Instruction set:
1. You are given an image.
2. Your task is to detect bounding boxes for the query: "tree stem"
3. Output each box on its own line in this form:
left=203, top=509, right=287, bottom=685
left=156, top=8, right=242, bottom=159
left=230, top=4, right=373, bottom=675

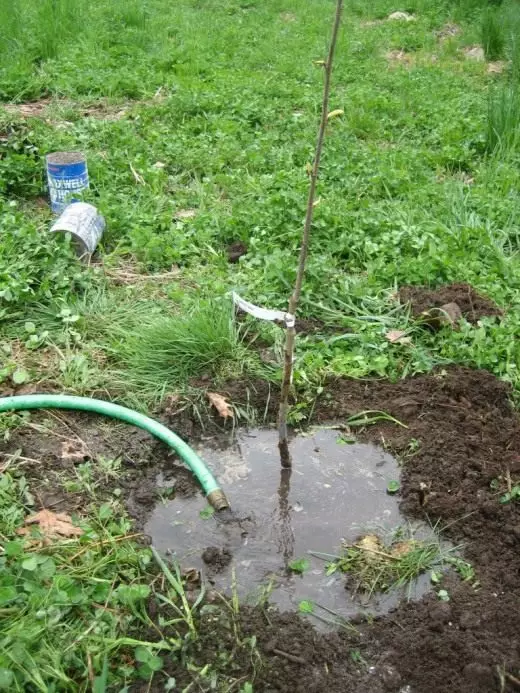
left=278, top=0, right=343, bottom=467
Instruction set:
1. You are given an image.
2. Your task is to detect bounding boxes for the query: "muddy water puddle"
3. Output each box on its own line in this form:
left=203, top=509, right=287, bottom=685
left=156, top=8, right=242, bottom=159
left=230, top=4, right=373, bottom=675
left=147, top=429, right=435, bottom=625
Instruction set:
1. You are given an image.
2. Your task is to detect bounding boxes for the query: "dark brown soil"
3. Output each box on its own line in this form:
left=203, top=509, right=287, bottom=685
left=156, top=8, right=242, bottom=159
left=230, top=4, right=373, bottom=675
left=46, top=151, right=85, bottom=165
left=227, top=240, right=248, bottom=263
left=1, top=410, right=199, bottom=528
left=399, top=282, right=503, bottom=323
left=2, top=366, right=520, bottom=692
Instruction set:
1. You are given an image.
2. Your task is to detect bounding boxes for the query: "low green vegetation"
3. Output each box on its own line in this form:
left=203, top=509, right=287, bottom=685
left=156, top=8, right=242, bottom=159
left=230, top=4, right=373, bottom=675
left=0, top=470, right=257, bottom=691
left=3, top=0, right=520, bottom=409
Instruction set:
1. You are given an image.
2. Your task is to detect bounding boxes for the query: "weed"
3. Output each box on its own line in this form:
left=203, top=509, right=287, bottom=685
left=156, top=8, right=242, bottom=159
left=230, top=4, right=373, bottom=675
left=500, top=485, right=520, bottom=503
left=326, top=528, right=456, bottom=597
left=288, top=557, right=310, bottom=574
left=116, top=300, right=255, bottom=400
left=486, top=85, right=520, bottom=154
left=482, top=7, right=504, bottom=60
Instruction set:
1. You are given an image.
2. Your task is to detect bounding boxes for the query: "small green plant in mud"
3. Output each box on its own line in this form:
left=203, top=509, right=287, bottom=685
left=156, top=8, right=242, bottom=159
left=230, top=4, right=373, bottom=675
left=491, top=475, right=520, bottom=504
left=500, top=484, right=520, bottom=503
left=325, top=529, right=459, bottom=597
left=288, top=557, right=310, bottom=574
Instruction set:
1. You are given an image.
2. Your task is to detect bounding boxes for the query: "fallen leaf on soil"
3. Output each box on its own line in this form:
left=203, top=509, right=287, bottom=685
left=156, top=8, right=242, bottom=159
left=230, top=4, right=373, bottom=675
left=17, top=509, right=83, bottom=539
left=357, top=534, right=383, bottom=563
left=207, top=392, right=233, bottom=418
left=61, top=440, right=89, bottom=463
left=385, top=330, right=412, bottom=345
left=387, top=11, right=415, bottom=21
left=391, top=540, right=417, bottom=558
left=327, top=109, right=344, bottom=120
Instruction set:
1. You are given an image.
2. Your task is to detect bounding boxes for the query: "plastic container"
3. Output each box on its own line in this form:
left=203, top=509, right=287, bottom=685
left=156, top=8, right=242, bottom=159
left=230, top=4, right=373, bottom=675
left=50, top=202, right=105, bottom=258
left=46, top=151, right=89, bottom=213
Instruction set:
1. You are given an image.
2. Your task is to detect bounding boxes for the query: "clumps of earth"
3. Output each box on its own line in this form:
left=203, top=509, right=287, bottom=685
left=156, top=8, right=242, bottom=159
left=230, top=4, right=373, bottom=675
left=399, top=282, right=502, bottom=329
left=202, top=546, right=233, bottom=572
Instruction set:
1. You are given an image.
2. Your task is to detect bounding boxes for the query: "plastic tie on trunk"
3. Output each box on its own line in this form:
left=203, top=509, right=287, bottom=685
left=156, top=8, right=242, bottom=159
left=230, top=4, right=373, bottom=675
left=232, top=291, right=294, bottom=328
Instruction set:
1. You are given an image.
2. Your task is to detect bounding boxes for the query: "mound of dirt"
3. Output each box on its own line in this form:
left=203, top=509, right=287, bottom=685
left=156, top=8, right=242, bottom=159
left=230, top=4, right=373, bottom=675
left=399, top=282, right=502, bottom=323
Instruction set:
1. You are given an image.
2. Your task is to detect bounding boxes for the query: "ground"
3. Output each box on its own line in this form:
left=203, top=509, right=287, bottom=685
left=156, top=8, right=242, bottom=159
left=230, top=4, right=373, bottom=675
left=2, top=0, right=520, bottom=691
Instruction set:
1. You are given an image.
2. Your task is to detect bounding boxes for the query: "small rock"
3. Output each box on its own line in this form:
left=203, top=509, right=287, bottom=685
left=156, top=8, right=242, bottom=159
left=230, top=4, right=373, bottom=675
left=387, top=11, right=415, bottom=21
left=488, top=61, right=507, bottom=75
left=463, top=45, right=485, bottom=61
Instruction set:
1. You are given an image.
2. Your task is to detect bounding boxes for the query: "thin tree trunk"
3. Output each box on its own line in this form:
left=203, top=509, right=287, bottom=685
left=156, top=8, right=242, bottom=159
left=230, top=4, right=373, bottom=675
left=278, top=0, right=343, bottom=468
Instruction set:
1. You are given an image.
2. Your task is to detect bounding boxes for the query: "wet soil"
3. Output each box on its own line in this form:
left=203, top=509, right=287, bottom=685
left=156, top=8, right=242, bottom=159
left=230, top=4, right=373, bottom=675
left=0, top=411, right=196, bottom=527
left=2, top=365, right=520, bottom=691
left=147, top=430, right=436, bottom=623
left=399, top=282, right=503, bottom=323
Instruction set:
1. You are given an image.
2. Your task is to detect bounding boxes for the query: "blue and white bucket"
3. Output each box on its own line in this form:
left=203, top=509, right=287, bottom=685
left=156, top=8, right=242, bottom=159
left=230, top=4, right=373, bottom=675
left=46, top=151, right=89, bottom=214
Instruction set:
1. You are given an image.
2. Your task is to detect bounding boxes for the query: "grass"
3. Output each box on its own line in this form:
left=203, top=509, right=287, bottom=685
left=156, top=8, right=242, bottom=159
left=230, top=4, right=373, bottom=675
left=482, top=7, right=504, bottom=60
left=486, top=84, right=520, bottom=153
left=325, top=527, right=464, bottom=598
left=0, top=468, right=257, bottom=691
left=1, top=0, right=520, bottom=687
left=115, top=299, right=258, bottom=401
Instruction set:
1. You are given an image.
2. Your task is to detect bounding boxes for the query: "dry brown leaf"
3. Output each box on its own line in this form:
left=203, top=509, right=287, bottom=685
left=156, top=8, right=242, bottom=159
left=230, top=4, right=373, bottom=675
left=18, top=509, right=83, bottom=539
left=61, top=440, right=89, bottom=463
left=385, top=330, right=412, bottom=345
left=207, top=392, right=233, bottom=419
left=391, top=540, right=417, bottom=558
left=357, top=534, right=384, bottom=563
left=327, top=108, right=344, bottom=120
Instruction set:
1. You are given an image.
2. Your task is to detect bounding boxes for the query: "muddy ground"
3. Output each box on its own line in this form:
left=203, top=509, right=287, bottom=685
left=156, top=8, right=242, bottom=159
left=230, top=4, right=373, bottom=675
left=1, top=365, right=520, bottom=692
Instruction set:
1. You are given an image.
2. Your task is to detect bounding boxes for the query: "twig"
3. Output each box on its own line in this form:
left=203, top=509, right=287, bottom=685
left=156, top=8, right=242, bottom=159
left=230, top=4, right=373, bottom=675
left=506, top=466, right=512, bottom=494
left=129, top=162, right=146, bottom=185
left=278, top=0, right=343, bottom=467
left=349, top=544, right=400, bottom=561
left=506, top=672, right=520, bottom=689
left=273, top=648, right=306, bottom=664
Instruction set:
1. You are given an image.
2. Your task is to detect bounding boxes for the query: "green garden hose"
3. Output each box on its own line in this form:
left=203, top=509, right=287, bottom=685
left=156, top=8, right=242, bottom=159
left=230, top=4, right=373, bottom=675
left=0, top=394, right=229, bottom=510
